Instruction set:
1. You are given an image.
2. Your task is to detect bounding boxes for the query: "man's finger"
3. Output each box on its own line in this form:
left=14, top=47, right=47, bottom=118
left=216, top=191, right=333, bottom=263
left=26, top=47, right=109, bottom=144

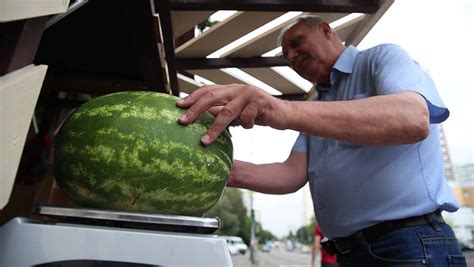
left=239, top=103, right=259, bottom=129
left=201, top=98, right=246, bottom=145
left=208, top=106, right=224, bottom=117
left=178, top=86, right=227, bottom=125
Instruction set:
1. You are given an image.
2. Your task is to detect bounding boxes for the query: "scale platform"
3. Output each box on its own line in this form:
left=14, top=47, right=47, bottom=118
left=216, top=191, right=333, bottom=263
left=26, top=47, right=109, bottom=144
left=32, top=204, right=220, bottom=234
left=0, top=204, right=233, bottom=266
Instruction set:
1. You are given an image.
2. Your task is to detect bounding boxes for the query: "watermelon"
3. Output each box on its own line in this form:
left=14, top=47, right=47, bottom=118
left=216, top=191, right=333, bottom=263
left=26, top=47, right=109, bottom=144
left=53, top=91, right=233, bottom=216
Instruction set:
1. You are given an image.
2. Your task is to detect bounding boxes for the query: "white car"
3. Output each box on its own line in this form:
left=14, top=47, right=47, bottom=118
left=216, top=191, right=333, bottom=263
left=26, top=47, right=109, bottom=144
left=221, top=236, right=248, bottom=255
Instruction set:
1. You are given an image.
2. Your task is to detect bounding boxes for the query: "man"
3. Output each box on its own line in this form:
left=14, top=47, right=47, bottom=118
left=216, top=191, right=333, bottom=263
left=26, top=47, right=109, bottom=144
left=177, top=15, right=466, bottom=266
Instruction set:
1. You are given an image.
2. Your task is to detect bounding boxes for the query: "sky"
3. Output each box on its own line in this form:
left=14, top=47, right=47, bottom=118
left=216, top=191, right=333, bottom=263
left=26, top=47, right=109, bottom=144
left=227, top=0, right=474, bottom=238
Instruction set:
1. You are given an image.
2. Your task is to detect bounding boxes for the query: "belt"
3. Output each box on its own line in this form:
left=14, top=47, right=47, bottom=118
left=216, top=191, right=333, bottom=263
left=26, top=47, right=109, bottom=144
left=321, top=210, right=445, bottom=255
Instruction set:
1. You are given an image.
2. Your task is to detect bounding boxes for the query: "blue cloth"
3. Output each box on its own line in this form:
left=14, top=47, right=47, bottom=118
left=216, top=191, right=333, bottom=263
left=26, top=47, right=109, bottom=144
left=336, top=222, right=466, bottom=266
left=292, top=44, right=459, bottom=239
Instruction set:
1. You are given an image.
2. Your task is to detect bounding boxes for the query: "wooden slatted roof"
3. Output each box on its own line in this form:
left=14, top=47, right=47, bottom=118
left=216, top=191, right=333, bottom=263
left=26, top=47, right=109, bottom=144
left=158, top=0, right=394, bottom=99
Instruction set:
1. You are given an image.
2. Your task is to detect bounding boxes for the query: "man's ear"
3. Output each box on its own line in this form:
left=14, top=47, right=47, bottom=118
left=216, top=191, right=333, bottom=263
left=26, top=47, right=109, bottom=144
left=319, top=22, right=333, bottom=38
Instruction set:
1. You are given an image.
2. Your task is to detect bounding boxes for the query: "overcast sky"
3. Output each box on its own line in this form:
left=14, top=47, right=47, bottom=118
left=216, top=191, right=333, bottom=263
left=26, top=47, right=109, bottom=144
left=230, top=0, right=474, bottom=238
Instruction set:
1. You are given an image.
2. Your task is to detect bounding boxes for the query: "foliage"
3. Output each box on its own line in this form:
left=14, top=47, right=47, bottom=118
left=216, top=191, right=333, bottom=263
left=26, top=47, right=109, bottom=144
left=296, top=224, right=315, bottom=244
left=257, top=227, right=276, bottom=244
left=197, top=19, right=219, bottom=33
left=205, top=188, right=251, bottom=243
left=294, top=216, right=317, bottom=245
left=204, top=188, right=277, bottom=246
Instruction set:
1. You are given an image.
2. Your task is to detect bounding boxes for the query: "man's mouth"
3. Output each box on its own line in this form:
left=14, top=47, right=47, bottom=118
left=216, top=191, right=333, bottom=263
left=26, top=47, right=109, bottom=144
left=296, top=56, right=309, bottom=70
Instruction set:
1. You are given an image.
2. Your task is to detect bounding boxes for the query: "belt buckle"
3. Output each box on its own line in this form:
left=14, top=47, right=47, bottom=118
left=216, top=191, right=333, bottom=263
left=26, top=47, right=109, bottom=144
left=333, top=239, right=352, bottom=255
left=320, top=237, right=337, bottom=255
left=321, top=237, right=352, bottom=255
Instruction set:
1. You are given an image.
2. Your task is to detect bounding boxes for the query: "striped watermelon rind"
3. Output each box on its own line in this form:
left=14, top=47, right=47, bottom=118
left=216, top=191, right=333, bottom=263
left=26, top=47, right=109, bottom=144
left=53, top=91, right=233, bottom=216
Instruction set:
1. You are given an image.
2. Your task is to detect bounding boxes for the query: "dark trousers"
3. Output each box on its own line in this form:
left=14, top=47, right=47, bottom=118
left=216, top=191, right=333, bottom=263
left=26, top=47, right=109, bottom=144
left=336, top=222, right=466, bottom=267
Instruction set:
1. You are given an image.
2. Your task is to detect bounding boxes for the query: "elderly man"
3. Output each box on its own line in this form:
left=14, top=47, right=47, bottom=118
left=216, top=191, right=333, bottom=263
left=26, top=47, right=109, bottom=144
left=177, top=15, right=466, bottom=266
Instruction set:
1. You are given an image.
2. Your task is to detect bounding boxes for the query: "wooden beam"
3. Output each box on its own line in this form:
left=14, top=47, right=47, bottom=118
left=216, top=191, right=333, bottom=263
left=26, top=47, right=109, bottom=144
left=345, top=0, right=394, bottom=46
left=119, top=0, right=170, bottom=94
left=0, top=0, right=69, bottom=22
left=190, top=69, right=245, bottom=85
left=166, top=0, right=379, bottom=13
left=171, top=11, right=214, bottom=38
left=241, top=67, right=306, bottom=94
left=0, top=17, right=48, bottom=75
left=42, top=72, right=151, bottom=95
left=155, top=4, right=180, bottom=95
left=0, top=65, right=48, bottom=209
left=176, top=56, right=287, bottom=70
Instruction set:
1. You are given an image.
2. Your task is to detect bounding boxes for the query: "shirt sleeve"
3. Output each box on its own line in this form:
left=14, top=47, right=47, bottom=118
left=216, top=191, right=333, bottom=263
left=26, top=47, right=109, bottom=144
left=291, top=132, right=308, bottom=154
left=372, top=44, right=449, bottom=124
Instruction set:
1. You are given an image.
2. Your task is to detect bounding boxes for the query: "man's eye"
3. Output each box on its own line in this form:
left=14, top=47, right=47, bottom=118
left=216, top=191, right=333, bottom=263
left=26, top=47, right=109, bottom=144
left=291, top=37, right=302, bottom=48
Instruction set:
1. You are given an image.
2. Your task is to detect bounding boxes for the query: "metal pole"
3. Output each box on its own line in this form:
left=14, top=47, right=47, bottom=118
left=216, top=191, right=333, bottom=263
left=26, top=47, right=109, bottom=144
left=250, top=192, right=257, bottom=266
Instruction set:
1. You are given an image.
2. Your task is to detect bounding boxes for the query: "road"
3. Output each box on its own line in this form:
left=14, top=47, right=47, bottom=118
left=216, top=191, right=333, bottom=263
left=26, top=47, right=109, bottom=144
left=232, top=248, right=311, bottom=267
left=232, top=249, right=474, bottom=266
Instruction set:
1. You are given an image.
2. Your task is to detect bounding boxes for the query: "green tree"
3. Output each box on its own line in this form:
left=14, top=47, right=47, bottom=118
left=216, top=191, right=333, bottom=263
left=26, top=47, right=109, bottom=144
left=205, top=188, right=251, bottom=244
left=205, top=188, right=278, bottom=246
left=257, top=228, right=276, bottom=244
left=205, top=192, right=240, bottom=235
left=295, top=216, right=317, bottom=244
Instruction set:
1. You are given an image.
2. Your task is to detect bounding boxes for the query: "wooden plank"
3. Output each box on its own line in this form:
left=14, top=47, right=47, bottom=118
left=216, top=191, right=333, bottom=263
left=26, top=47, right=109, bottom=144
left=334, top=15, right=365, bottom=42
left=345, top=0, right=394, bottom=46
left=177, top=73, right=203, bottom=94
left=0, top=65, right=47, bottom=209
left=171, top=11, right=214, bottom=38
left=176, top=11, right=284, bottom=57
left=224, top=13, right=348, bottom=57
left=0, top=0, right=69, bottom=22
left=241, top=68, right=306, bottom=95
left=190, top=69, right=245, bottom=85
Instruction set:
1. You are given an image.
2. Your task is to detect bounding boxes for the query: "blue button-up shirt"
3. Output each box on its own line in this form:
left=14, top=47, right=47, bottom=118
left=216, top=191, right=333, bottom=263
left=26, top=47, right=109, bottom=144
left=292, top=44, right=459, bottom=239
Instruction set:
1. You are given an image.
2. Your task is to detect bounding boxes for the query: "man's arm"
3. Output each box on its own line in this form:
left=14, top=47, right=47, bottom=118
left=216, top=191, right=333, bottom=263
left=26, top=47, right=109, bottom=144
left=288, top=91, right=430, bottom=145
left=227, top=151, right=307, bottom=194
left=178, top=84, right=429, bottom=146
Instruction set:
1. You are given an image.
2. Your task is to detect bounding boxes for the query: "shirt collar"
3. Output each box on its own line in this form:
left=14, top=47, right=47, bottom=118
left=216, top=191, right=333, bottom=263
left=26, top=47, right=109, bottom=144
left=332, top=45, right=359, bottom=74
left=316, top=46, right=359, bottom=99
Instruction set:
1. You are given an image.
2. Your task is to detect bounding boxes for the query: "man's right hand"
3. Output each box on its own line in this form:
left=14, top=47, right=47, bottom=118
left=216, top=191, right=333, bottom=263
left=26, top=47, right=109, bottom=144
left=177, top=84, right=291, bottom=145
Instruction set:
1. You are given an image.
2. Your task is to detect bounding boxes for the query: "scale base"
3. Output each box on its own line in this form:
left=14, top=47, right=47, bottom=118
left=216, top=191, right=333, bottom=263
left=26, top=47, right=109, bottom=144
left=0, top=206, right=233, bottom=266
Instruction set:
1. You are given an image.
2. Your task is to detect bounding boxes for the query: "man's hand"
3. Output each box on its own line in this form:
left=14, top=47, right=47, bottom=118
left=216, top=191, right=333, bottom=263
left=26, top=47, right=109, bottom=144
left=177, top=84, right=290, bottom=145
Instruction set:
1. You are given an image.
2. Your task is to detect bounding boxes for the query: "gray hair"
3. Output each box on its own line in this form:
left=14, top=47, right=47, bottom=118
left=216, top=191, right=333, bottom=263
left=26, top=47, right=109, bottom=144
left=277, top=14, right=327, bottom=46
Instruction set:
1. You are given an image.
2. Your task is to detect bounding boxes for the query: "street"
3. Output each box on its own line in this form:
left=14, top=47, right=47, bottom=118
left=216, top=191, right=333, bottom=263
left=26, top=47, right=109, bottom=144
left=232, top=249, right=474, bottom=266
left=232, top=248, right=311, bottom=267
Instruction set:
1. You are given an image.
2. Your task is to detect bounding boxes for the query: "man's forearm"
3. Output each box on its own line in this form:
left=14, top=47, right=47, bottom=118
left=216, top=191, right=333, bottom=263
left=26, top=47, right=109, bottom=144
left=228, top=152, right=307, bottom=194
left=286, top=91, right=429, bottom=145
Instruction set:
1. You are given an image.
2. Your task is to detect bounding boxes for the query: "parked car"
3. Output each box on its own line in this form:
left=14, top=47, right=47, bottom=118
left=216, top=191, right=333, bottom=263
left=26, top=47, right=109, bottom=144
left=221, top=236, right=248, bottom=255
left=459, top=240, right=474, bottom=251
left=261, top=241, right=272, bottom=253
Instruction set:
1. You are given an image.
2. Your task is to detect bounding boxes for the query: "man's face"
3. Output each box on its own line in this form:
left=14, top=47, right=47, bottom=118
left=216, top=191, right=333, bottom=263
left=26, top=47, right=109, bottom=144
left=281, top=22, right=332, bottom=83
